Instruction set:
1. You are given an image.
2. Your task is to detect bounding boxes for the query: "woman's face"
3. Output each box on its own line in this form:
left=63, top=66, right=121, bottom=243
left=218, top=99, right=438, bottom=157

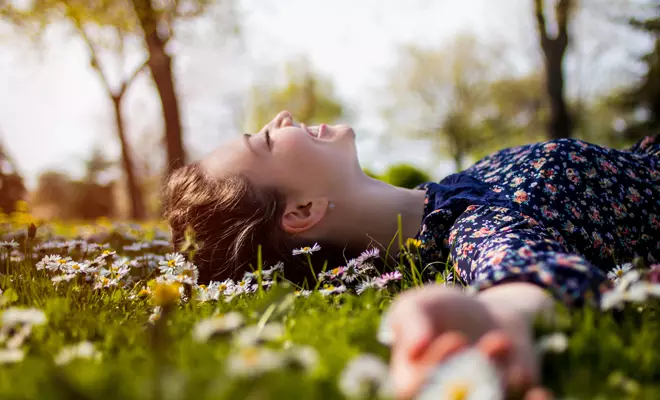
left=201, top=111, right=361, bottom=197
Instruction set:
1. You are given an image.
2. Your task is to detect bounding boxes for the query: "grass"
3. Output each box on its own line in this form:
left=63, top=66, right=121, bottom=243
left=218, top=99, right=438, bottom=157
left=0, top=210, right=659, bottom=400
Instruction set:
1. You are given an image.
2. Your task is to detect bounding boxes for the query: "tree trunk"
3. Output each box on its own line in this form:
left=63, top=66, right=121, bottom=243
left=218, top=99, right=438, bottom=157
left=453, top=152, right=463, bottom=173
left=113, top=96, right=147, bottom=220
left=534, top=0, right=574, bottom=139
left=145, top=32, right=186, bottom=173
left=542, top=44, right=572, bottom=139
left=132, top=0, right=186, bottom=175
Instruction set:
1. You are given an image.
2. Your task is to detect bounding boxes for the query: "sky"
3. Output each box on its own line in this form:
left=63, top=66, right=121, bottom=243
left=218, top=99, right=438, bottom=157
left=0, top=0, right=654, bottom=189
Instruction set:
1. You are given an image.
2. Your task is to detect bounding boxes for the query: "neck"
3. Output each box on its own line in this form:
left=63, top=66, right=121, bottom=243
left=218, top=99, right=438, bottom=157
left=327, top=176, right=427, bottom=251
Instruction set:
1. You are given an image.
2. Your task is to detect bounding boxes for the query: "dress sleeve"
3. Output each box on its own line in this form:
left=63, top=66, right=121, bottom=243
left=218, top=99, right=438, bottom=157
left=448, top=205, right=609, bottom=307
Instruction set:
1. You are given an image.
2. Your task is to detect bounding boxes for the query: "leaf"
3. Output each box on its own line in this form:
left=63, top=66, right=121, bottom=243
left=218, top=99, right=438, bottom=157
left=1, top=287, right=19, bottom=305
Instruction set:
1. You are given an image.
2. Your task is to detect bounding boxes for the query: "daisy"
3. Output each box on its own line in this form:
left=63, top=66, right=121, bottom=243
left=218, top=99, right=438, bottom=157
left=63, top=260, right=97, bottom=275
left=319, top=284, right=347, bottom=296
left=35, top=255, right=71, bottom=272
left=93, top=276, right=120, bottom=290
left=376, top=271, right=402, bottom=287
left=51, top=274, right=77, bottom=285
left=356, top=279, right=379, bottom=295
left=0, top=240, right=19, bottom=250
left=417, top=348, right=503, bottom=400
left=292, top=243, right=321, bottom=256
left=537, top=332, right=569, bottom=354
left=601, top=289, right=626, bottom=311
left=54, top=341, right=102, bottom=365
left=234, top=276, right=254, bottom=295
left=192, top=312, right=245, bottom=342
left=234, top=323, right=285, bottom=347
left=0, top=348, right=24, bottom=365
left=1, top=307, right=47, bottom=328
left=226, top=346, right=284, bottom=378
left=283, top=345, right=319, bottom=371
left=262, top=262, right=284, bottom=278
left=356, top=248, right=380, bottom=264
left=148, top=306, right=162, bottom=323
left=294, top=289, right=313, bottom=298
left=342, top=261, right=360, bottom=283
left=158, top=253, right=187, bottom=275
left=377, top=311, right=394, bottom=347
left=209, top=279, right=236, bottom=298
left=607, top=263, right=633, bottom=283
left=338, top=354, right=392, bottom=399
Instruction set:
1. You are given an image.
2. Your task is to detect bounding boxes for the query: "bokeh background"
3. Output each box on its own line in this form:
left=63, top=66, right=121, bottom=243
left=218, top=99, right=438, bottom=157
left=0, top=0, right=657, bottom=221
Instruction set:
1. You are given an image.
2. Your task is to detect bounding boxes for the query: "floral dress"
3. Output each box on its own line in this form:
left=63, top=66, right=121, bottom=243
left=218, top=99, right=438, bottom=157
left=414, top=135, right=660, bottom=306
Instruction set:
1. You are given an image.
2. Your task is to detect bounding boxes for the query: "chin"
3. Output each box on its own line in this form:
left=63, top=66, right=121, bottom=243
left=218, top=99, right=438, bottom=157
left=336, top=124, right=356, bottom=139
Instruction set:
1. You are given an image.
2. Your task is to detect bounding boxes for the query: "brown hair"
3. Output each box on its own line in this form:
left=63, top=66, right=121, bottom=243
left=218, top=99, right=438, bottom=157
left=162, top=163, right=358, bottom=284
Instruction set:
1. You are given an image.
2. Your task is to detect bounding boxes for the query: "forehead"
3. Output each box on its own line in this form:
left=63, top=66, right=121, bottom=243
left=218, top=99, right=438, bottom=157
left=199, top=135, right=253, bottom=179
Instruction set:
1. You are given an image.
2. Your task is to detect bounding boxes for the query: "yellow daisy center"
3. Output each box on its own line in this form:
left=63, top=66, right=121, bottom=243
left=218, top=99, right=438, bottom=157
left=167, top=260, right=176, bottom=267
left=71, top=264, right=80, bottom=270
left=241, top=348, right=260, bottom=366
left=303, top=247, right=311, bottom=252
left=447, top=382, right=470, bottom=400
left=57, top=259, right=67, bottom=264
left=616, top=269, right=624, bottom=277
left=332, top=267, right=342, bottom=275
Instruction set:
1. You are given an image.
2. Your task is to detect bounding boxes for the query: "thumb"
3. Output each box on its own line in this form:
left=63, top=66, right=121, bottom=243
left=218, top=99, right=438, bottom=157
left=392, top=302, right=435, bottom=360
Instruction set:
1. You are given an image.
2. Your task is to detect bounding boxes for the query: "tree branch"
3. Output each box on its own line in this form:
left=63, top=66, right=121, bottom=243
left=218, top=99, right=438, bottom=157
left=556, top=0, right=572, bottom=49
left=73, top=18, right=114, bottom=97
left=534, top=0, right=549, bottom=49
left=118, top=58, right=150, bottom=99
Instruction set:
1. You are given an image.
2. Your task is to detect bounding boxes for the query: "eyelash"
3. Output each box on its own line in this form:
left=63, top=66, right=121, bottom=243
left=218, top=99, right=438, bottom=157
left=265, top=129, right=272, bottom=149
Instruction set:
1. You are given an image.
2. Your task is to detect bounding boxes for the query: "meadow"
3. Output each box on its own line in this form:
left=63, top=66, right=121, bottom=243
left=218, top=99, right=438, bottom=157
left=0, top=206, right=659, bottom=400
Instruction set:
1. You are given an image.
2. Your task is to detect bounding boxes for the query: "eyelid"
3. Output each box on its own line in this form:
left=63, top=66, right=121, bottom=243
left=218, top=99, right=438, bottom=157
left=264, top=128, right=272, bottom=150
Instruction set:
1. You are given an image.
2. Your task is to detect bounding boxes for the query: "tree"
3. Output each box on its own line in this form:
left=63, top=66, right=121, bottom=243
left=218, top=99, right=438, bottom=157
left=381, top=164, right=431, bottom=189
left=31, top=151, right=116, bottom=220
left=1, top=0, right=238, bottom=179
left=619, top=7, right=660, bottom=140
left=245, top=59, right=344, bottom=131
left=383, top=34, right=503, bottom=171
left=0, top=140, right=26, bottom=214
left=67, top=4, right=148, bottom=220
left=534, top=0, right=577, bottom=139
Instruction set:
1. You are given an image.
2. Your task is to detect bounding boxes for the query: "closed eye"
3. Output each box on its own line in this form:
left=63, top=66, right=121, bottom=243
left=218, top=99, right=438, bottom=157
left=264, top=128, right=272, bottom=150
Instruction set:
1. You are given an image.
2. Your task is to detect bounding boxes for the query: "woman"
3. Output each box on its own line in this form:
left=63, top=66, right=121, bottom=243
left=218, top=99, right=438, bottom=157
left=163, top=110, right=659, bottom=398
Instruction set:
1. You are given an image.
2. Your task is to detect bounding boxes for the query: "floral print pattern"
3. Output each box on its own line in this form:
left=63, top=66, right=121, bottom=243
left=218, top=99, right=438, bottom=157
left=414, top=135, right=660, bottom=306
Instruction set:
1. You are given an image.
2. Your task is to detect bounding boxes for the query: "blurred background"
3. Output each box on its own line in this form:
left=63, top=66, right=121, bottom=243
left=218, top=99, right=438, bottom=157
left=0, top=0, right=657, bottom=221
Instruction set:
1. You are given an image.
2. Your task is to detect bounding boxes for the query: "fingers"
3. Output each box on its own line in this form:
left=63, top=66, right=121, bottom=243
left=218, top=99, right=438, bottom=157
left=392, top=332, right=469, bottom=400
left=523, top=387, right=555, bottom=400
left=476, top=330, right=537, bottom=396
left=477, top=330, right=513, bottom=366
left=390, top=299, right=435, bottom=360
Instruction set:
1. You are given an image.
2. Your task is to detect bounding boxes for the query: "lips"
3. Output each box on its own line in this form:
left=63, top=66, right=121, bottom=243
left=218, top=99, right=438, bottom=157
left=303, top=124, right=329, bottom=139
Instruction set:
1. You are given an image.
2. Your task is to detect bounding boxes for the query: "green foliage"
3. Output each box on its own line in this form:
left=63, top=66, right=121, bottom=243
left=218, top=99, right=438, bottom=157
left=618, top=7, right=660, bottom=140
left=0, top=222, right=658, bottom=399
left=362, top=168, right=381, bottom=180
left=380, top=164, right=431, bottom=189
left=246, top=59, right=345, bottom=132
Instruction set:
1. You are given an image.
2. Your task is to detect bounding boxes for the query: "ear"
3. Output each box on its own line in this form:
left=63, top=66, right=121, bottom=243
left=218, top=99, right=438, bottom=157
left=281, top=198, right=329, bottom=234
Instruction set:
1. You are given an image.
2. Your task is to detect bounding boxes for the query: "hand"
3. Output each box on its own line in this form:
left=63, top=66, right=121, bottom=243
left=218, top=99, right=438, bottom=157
left=384, top=284, right=550, bottom=399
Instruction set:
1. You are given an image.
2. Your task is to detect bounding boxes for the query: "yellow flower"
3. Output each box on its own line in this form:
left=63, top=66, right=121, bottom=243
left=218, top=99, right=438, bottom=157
left=447, top=382, right=469, bottom=400
left=406, top=238, right=422, bottom=249
left=153, top=283, right=181, bottom=307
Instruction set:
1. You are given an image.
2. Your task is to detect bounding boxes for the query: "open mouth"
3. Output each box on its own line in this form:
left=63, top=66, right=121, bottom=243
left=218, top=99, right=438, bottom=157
left=303, top=124, right=328, bottom=139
